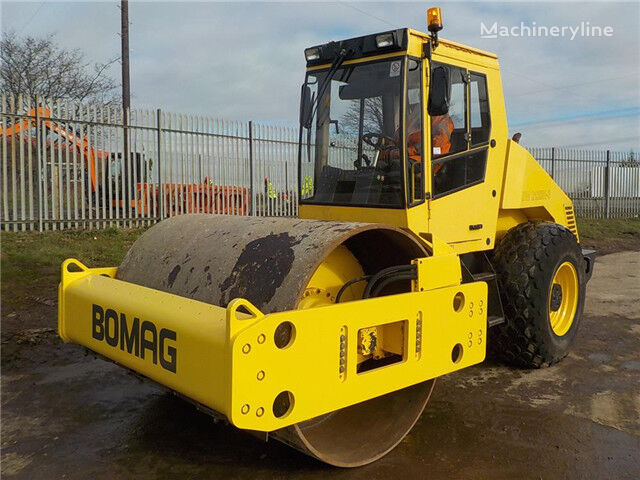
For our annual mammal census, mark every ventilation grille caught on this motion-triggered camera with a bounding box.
[565,205,577,236]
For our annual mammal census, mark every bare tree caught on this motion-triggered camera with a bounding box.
[0,31,119,105]
[340,97,384,135]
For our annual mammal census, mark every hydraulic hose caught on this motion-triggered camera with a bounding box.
[369,273,417,298]
[335,275,371,303]
[362,264,417,299]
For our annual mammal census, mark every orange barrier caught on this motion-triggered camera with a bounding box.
[134,183,249,217]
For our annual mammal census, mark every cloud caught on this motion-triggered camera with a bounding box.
[2,1,638,151]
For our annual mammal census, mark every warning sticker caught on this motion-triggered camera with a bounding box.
[389,60,401,77]
[433,147,441,155]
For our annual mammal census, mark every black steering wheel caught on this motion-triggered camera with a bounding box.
[362,132,398,151]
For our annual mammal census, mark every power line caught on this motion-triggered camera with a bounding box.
[509,72,638,99]
[337,1,396,29]
[557,136,640,149]
[17,0,47,35]
[501,67,600,104]
[511,107,640,128]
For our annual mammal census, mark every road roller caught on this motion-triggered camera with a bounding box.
[58,8,595,467]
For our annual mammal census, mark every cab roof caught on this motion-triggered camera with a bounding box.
[305,28,499,71]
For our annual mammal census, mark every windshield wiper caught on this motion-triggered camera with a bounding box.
[304,48,349,130]
[302,48,349,165]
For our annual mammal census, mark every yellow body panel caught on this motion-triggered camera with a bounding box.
[230,282,485,431]
[59,255,486,432]
[498,140,577,240]
[59,260,238,415]
[298,204,415,229]
[412,253,461,291]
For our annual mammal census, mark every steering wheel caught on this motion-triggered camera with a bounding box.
[362,132,398,151]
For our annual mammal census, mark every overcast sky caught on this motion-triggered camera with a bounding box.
[2,1,639,151]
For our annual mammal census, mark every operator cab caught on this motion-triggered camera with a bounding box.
[298,9,502,253]
[299,30,424,210]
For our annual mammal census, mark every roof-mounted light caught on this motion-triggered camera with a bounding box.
[427,7,443,33]
[304,47,321,62]
[375,32,395,48]
[427,7,443,48]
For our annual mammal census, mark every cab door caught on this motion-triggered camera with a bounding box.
[427,61,494,253]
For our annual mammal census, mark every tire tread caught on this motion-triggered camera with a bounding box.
[490,222,583,368]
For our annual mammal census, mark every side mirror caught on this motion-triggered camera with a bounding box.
[300,84,312,127]
[428,66,450,116]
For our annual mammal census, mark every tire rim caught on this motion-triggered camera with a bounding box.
[548,261,579,336]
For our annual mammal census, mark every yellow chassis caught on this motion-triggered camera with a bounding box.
[59,254,487,432]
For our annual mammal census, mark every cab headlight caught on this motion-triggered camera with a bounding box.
[375,33,395,48]
[304,47,321,61]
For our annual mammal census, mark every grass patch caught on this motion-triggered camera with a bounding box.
[577,217,640,240]
[576,217,640,255]
[1,227,146,310]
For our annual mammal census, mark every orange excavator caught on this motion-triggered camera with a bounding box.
[1,107,101,193]
[1,107,249,216]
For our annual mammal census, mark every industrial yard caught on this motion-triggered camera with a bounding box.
[2,1,639,477]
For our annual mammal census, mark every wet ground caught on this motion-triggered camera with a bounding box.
[2,251,639,479]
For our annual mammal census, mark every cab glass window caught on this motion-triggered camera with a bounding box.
[433,149,487,197]
[406,58,423,205]
[299,59,404,208]
[470,73,490,146]
[431,65,466,159]
[430,63,491,198]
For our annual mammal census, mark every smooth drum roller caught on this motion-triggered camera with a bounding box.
[117,214,434,466]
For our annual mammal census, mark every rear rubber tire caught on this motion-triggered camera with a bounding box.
[490,222,586,368]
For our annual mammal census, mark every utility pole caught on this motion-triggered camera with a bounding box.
[121,0,131,161]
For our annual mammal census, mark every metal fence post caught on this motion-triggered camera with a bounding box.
[156,108,163,221]
[604,150,611,219]
[35,96,43,232]
[550,147,555,179]
[248,120,254,216]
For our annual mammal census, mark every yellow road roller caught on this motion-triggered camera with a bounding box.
[59,8,595,467]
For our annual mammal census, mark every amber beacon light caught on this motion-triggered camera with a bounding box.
[427,7,443,32]
[427,7,443,47]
